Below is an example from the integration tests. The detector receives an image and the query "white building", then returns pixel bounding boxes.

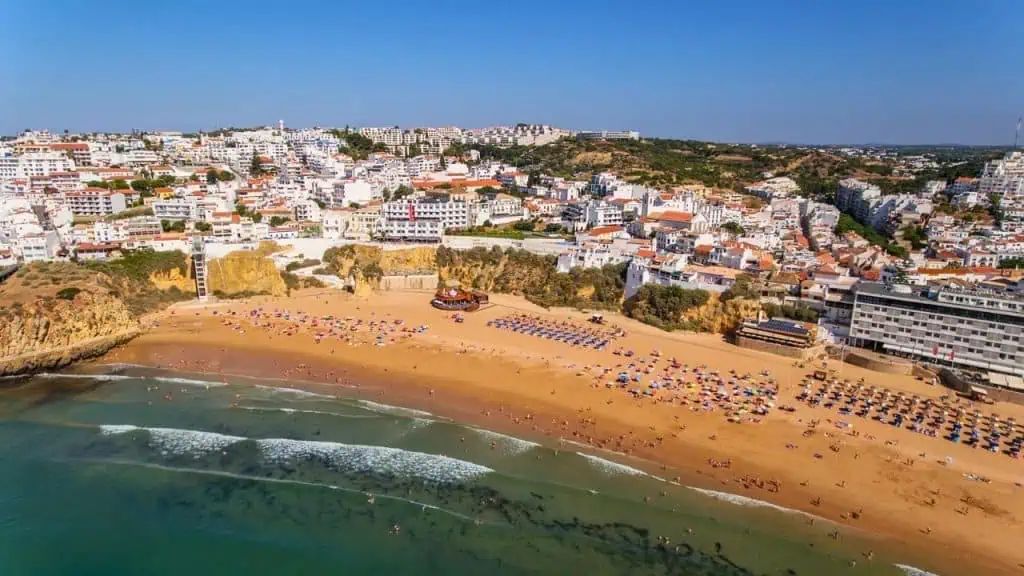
[587,200,624,228]
[0,152,75,181]
[153,198,200,220]
[979,151,1024,200]
[745,176,800,201]
[379,218,444,242]
[382,196,473,231]
[18,231,61,262]
[65,189,127,216]
[294,199,322,222]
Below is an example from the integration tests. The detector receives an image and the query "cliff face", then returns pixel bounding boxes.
[0,290,139,375]
[682,296,761,334]
[207,250,287,297]
[0,256,196,375]
[149,265,196,293]
[320,245,437,293]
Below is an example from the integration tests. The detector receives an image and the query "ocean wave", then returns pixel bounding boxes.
[686,487,827,522]
[100,425,245,456]
[252,385,336,399]
[578,452,651,477]
[468,427,540,455]
[357,400,435,419]
[37,373,134,381]
[895,565,941,576]
[98,425,491,482]
[153,376,227,387]
[259,438,492,482]
[90,459,476,521]
[240,406,381,419]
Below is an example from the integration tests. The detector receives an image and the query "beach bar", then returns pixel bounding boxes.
[431,287,488,312]
[736,318,820,359]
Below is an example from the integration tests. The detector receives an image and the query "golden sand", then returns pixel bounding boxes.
[103,289,1024,575]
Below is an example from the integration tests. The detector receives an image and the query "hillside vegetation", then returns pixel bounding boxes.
[0,255,192,374]
[436,246,625,310]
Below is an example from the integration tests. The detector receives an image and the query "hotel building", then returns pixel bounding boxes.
[849,282,1024,376]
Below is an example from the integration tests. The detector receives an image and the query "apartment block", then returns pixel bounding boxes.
[65,189,127,216]
[850,282,1024,376]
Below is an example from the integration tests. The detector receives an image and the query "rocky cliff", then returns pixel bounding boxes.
[682,295,761,334]
[207,246,287,297]
[0,263,142,375]
[320,245,437,293]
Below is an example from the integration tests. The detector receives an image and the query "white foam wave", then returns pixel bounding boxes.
[358,400,435,418]
[408,417,433,429]
[99,425,490,482]
[259,438,492,482]
[99,424,140,435]
[895,565,941,576]
[468,427,540,455]
[151,376,226,387]
[241,406,381,419]
[578,452,650,477]
[100,425,245,456]
[252,385,336,399]
[687,487,827,522]
[38,373,133,381]
[91,459,476,521]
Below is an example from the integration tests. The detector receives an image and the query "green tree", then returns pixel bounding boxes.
[989,193,1004,227]
[155,174,177,187]
[269,215,291,227]
[206,169,218,185]
[392,185,413,200]
[130,180,154,194]
[110,179,129,190]
[623,285,710,330]
[194,221,212,232]
[218,170,235,181]
[886,244,908,258]
[160,219,185,233]
[234,202,248,217]
[85,180,110,189]
[721,274,759,301]
[250,153,262,175]
[721,222,745,236]
[999,257,1024,269]
[250,212,263,223]
[901,225,928,250]
[56,287,82,301]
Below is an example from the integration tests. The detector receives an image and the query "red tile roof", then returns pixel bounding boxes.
[655,211,693,223]
[588,225,625,237]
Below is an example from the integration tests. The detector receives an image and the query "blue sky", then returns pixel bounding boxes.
[3,0,1022,144]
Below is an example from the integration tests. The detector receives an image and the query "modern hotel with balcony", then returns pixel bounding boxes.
[849,282,1024,376]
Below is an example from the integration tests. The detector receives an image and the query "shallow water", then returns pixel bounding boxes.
[0,367,934,575]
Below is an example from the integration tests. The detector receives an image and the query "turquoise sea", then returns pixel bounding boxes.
[0,366,940,576]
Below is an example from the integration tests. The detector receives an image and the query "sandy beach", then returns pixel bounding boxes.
[100,288,1024,575]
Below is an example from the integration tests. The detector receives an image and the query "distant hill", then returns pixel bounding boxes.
[453,138,1007,195]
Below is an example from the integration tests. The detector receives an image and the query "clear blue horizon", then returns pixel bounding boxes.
[3,0,1022,145]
